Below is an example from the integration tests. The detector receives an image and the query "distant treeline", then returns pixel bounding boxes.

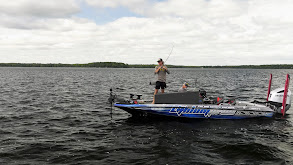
[0,62,292,69]
[201,64,293,69]
[0,62,199,68]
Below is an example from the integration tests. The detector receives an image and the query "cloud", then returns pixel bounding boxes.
[146,0,247,18]
[0,0,293,65]
[0,0,80,18]
[0,0,81,30]
[84,0,148,8]
[85,0,247,18]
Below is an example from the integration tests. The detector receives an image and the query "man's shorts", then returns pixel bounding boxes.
[155,81,166,89]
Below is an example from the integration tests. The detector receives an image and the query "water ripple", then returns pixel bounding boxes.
[0,67,292,164]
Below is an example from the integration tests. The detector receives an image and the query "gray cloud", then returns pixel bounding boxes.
[0,0,80,18]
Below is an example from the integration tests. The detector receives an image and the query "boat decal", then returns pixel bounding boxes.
[169,106,211,117]
[235,111,273,116]
[209,109,237,116]
[248,107,261,110]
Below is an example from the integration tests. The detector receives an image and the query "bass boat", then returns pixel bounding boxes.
[109,74,291,119]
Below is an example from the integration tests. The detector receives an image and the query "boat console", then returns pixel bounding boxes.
[154,92,203,104]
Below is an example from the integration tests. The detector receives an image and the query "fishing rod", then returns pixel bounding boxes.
[164,44,174,64]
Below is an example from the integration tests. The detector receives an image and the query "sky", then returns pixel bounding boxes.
[0,0,293,66]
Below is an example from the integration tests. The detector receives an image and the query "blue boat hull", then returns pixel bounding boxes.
[114,103,274,120]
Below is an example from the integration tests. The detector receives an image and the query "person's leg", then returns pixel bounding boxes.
[152,89,159,104]
[152,81,161,104]
[161,82,166,93]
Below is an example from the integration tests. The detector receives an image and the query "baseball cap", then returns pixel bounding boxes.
[157,58,163,62]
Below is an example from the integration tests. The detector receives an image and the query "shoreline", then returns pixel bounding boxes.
[0,62,293,69]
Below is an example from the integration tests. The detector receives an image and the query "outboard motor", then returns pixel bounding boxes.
[268,88,291,113]
[267,74,291,115]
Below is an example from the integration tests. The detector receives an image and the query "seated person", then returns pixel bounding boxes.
[178,82,189,93]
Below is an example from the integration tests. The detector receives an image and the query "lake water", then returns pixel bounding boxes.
[0,67,292,164]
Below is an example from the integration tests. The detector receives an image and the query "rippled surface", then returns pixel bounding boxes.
[0,67,292,165]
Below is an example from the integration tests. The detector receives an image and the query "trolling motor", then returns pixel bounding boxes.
[108,89,141,106]
[108,88,116,104]
[108,88,117,116]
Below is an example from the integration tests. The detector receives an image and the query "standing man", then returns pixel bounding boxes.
[152,58,170,104]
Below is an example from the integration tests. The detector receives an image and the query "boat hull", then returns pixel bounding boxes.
[114,103,274,119]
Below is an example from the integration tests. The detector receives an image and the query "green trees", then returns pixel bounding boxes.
[87,62,129,68]
[202,64,293,69]
[0,62,292,69]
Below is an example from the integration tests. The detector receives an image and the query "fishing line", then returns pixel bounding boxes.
[164,44,174,64]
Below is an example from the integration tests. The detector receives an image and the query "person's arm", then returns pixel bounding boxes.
[163,66,170,74]
[154,66,161,74]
